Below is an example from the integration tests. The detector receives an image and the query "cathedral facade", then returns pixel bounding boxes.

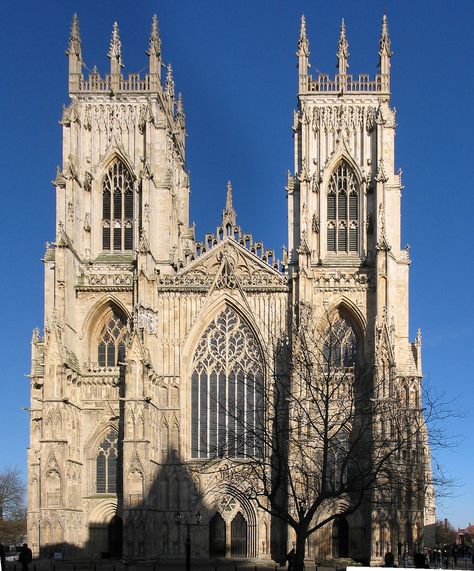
[27,14,435,564]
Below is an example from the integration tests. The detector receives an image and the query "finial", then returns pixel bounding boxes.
[222,181,237,230]
[108,21,123,73]
[149,14,161,56]
[165,63,175,99]
[379,15,392,57]
[297,15,309,57]
[337,18,349,75]
[67,14,81,56]
[226,181,233,211]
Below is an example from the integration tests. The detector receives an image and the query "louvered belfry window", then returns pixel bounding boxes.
[98,312,127,367]
[102,160,134,251]
[191,307,264,459]
[327,162,359,253]
[96,430,118,493]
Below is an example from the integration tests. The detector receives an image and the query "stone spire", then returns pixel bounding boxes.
[66,14,82,92]
[222,181,237,230]
[108,22,123,77]
[378,15,392,92]
[147,14,161,78]
[337,18,349,76]
[165,63,175,100]
[297,15,310,93]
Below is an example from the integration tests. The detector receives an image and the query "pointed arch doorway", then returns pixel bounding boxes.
[209,513,226,557]
[231,512,247,557]
[108,515,123,558]
[332,517,349,558]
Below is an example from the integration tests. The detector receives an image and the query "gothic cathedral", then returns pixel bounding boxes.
[27,14,435,564]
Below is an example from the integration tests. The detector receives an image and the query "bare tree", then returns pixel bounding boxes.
[196,303,442,571]
[0,466,26,544]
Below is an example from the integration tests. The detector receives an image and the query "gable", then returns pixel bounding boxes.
[157,239,288,293]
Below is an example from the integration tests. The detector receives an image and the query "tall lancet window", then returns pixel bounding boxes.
[102,160,134,251]
[323,315,358,368]
[191,307,264,459]
[327,162,359,253]
[97,311,127,367]
[96,430,118,493]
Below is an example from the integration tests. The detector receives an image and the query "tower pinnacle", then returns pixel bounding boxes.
[337,18,349,76]
[297,15,310,93]
[108,21,123,76]
[66,14,82,92]
[222,181,237,229]
[148,14,162,77]
[378,15,392,92]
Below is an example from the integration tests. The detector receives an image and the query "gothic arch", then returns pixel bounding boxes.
[82,296,130,365]
[326,297,367,341]
[323,151,363,189]
[85,423,119,494]
[94,149,136,183]
[89,498,118,525]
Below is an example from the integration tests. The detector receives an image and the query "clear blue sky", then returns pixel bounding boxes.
[1,0,473,529]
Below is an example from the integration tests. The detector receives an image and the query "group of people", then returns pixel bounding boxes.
[0,543,32,571]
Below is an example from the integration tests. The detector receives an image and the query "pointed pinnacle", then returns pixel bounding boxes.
[177,93,184,115]
[226,181,233,211]
[379,14,392,57]
[148,14,161,56]
[297,14,309,56]
[108,21,122,60]
[337,18,349,69]
[67,13,81,55]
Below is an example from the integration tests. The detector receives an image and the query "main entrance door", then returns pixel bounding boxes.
[332,517,349,558]
[209,513,226,557]
[230,512,247,557]
[108,515,123,557]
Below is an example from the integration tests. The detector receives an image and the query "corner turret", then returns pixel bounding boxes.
[378,15,392,92]
[66,14,82,92]
[108,22,123,90]
[337,18,349,78]
[147,14,162,79]
[297,15,310,94]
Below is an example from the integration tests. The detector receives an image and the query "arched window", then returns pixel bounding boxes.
[324,314,358,367]
[102,160,134,252]
[96,430,118,493]
[97,311,127,367]
[327,162,359,253]
[191,307,264,459]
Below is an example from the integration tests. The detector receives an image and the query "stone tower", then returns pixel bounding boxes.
[27,14,434,564]
[289,15,435,558]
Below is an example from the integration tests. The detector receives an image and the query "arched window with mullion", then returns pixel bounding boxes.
[97,311,127,367]
[327,161,359,253]
[96,430,118,493]
[191,307,264,460]
[102,160,134,252]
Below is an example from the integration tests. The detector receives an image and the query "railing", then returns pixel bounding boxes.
[307,73,386,93]
[79,74,154,93]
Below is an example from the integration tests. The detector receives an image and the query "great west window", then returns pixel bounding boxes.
[191,307,264,459]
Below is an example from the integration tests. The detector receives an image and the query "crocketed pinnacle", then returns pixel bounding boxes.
[108,21,122,60]
[67,13,81,56]
[148,14,161,56]
[337,18,349,73]
[176,93,184,116]
[379,15,392,57]
[297,14,309,56]
[222,181,237,228]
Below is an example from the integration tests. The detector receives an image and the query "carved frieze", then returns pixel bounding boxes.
[313,271,374,292]
[76,271,133,291]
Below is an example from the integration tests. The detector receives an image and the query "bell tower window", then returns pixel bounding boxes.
[102,160,134,252]
[327,162,359,253]
[97,312,127,367]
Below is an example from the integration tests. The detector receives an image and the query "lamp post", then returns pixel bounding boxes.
[175,510,202,571]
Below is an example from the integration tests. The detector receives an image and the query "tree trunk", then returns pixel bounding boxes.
[294,531,307,571]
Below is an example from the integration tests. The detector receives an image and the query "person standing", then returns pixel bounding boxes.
[18,544,32,571]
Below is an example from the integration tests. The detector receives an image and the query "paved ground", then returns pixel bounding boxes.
[5,558,474,571]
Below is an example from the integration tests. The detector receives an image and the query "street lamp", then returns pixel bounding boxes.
[175,510,202,571]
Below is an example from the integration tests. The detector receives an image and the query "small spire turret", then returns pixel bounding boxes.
[378,15,392,92]
[337,18,349,76]
[148,14,162,77]
[108,22,123,77]
[297,15,310,93]
[66,14,82,92]
[222,181,237,230]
